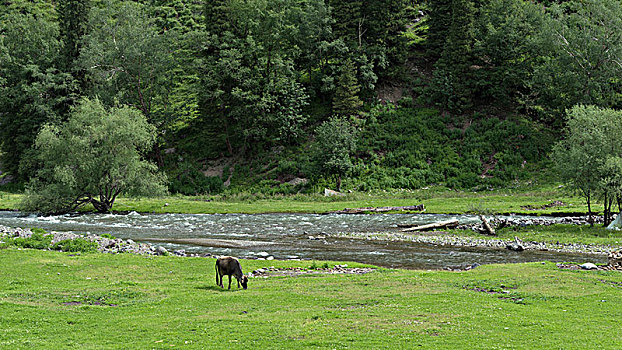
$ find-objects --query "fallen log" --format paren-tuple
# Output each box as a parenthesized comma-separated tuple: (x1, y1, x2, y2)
(330, 205, 424, 214)
(400, 220, 459, 232)
(479, 215, 496, 235)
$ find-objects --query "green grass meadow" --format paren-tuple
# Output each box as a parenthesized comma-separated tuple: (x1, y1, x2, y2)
(1, 249, 621, 349)
(0, 185, 592, 215)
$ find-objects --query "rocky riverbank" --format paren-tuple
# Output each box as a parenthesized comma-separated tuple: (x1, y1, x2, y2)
(333, 230, 618, 257)
(0, 225, 201, 257)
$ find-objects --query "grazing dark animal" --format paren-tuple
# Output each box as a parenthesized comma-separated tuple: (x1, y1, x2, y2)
(215, 256, 248, 290)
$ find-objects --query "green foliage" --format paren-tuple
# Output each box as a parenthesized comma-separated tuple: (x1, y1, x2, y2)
(355, 106, 552, 191)
(100, 233, 116, 239)
(169, 162, 223, 195)
(10, 231, 53, 250)
(552, 105, 622, 221)
(532, 0, 622, 123)
(472, 0, 546, 108)
(0, 13, 77, 180)
(312, 116, 358, 191)
(332, 59, 363, 116)
(58, 0, 90, 77)
(80, 1, 178, 129)
(430, 0, 477, 113)
(21, 98, 167, 214)
(425, 0, 452, 59)
(52, 238, 99, 253)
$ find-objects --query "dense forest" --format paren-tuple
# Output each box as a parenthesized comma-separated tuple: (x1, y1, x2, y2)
(1, 0, 621, 200)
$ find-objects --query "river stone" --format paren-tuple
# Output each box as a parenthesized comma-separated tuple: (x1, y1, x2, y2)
(506, 242, 524, 252)
(580, 263, 598, 270)
(156, 246, 168, 255)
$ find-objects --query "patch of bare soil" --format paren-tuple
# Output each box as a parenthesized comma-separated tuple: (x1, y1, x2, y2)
(464, 285, 523, 303)
(250, 265, 376, 278)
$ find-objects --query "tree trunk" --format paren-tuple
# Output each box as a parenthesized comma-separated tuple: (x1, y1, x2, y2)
(336, 175, 342, 192)
(401, 220, 459, 232)
(587, 195, 594, 227)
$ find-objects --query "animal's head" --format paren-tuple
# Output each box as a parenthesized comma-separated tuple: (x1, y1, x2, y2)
(241, 275, 248, 290)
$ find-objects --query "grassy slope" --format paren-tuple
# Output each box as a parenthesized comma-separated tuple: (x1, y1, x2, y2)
(0, 249, 621, 349)
(0, 185, 591, 215)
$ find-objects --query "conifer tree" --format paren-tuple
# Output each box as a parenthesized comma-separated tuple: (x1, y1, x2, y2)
(333, 59, 363, 116)
(426, 0, 452, 60)
(58, 0, 90, 88)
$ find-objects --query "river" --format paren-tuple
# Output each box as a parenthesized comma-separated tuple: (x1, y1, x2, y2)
(0, 211, 604, 269)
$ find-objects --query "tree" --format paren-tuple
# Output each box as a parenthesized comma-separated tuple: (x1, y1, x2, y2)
(198, 0, 311, 155)
(80, 1, 177, 130)
(21, 98, 167, 214)
(552, 105, 622, 226)
(472, 0, 545, 108)
(430, 0, 478, 113)
(532, 0, 622, 124)
(0, 13, 76, 181)
(425, 0, 452, 60)
(57, 0, 90, 84)
(313, 116, 358, 192)
(333, 59, 363, 116)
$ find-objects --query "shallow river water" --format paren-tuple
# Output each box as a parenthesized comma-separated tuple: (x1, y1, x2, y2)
(0, 211, 604, 269)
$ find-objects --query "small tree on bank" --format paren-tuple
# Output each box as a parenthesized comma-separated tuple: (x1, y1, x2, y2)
(552, 105, 622, 226)
(313, 116, 358, 192)
(21, 98, 167, 214)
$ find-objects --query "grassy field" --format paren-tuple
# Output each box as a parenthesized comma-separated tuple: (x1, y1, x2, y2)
(0, 184, 592, 215)
(0, 249, 620, 349)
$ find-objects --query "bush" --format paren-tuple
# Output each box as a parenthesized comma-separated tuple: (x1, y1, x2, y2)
(169, 161, 223, 195)
(52, 238, 99, 253)
(11, 231, 53, 250)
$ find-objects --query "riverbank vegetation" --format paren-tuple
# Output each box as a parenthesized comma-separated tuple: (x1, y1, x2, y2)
(0, 183, 591, 215)
(0, 249, 620, 348)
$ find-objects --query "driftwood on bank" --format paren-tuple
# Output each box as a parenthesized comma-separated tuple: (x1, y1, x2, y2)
(479, 215, 496, 235)
(400, 219, 459, 232)
(330, 204, 424, 214)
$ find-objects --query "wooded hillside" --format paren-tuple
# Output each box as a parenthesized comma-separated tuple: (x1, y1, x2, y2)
(1, 0, 620, 196)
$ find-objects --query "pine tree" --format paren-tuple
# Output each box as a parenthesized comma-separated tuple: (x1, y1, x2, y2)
(333, 59, 363, 116)
(431, 0, 477, 112)
(426, 0, 452, 60)
(57, 0, 90, 86)
(204, 0, 230, 35)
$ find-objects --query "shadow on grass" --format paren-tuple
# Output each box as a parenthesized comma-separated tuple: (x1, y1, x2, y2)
(196, 285, 245, 292)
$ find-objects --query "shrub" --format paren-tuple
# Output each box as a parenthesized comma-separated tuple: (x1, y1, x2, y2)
(11, 231, 53, 250)
(52, 238, 99, 253)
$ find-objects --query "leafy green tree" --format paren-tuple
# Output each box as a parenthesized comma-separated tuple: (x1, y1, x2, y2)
(198, 0, 311, 155)
(533, 0, 622, 124)
(0, 13, 76, 180)
(80, 1, 177, 130)
(21, 98, 167, 214)
(472, 0, 545, 108)
(552, 105, 622, 225)
(313, 116, 358, 192)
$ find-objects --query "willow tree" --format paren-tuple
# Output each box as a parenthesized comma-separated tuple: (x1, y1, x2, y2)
(21, 98, 167, 214)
